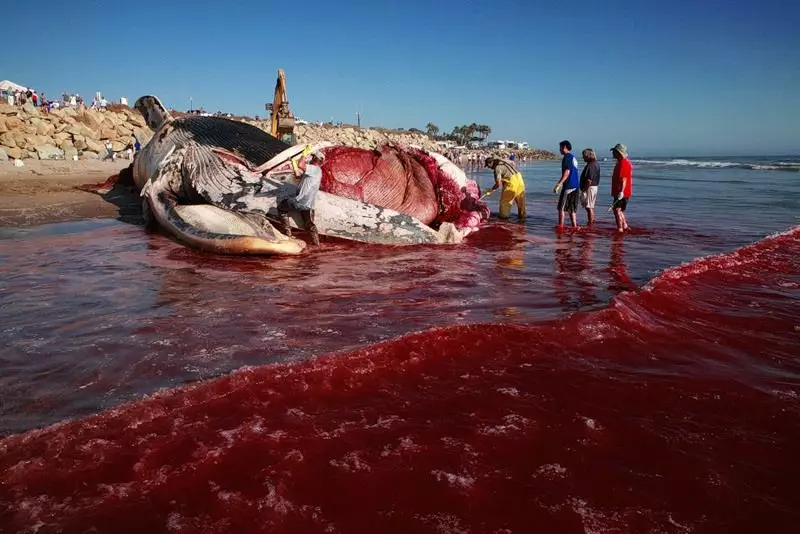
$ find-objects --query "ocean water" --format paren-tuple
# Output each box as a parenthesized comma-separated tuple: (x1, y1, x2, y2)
(0, 155, 798, 532)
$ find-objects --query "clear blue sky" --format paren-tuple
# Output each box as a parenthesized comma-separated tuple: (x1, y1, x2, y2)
(3, 0, 799, 156)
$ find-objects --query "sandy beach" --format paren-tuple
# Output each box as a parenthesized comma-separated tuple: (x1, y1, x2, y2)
(0, 159, 130, 226)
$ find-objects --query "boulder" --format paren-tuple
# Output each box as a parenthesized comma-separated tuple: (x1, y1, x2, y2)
(29, 117, 42, 126)
(53, 132, 70, 145)
(6, 147, 22, 159)
(64, 147, 79, 161)
(5, 117, 23, 130)
(23, 135, 52, 150)
(35, 144, 64, 160)
(0, 117, 6, 133)
(81, 150, 99, 160)
(85, 138, 105, 153)
(111, 140, 127, 152)
(116, 124, 133, 137)
(0, 104, 18, 115)
(23, 124, 38, 135)
(107, 113, 124, 126)
(0, 147, 7, 161)
(36, 121, 55, 137)
(25, 150, 39, 160)
(22, 103, 40, 117)
(11, 131, 27, 146)
(100, 126, 117, 140)
(66, 124, 83, 136)
(78, 109, 103, 132)
(80, 124, 99, 139)
(58, 138, 74, 151)
(0, 131, 17, 148)
(125, 111, 146, 128)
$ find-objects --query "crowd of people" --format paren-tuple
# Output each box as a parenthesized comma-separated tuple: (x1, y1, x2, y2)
(446, 150, 531, 168)
(2, 87, 114, 114)
(5, 88, 44, 108)
(483, 140, 633, 233)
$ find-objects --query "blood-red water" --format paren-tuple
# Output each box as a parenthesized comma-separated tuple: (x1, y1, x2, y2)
(0, 217, 738, 435)
(1, 225, 798, 533)
(1, 160, 799, 532)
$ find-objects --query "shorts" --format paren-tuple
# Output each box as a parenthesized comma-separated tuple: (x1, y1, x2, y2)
(557, 188, 579, 213)
(581, 186, 598, 208)
(613, 197, 629, 212)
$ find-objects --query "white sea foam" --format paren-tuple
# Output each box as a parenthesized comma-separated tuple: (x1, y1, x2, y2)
(431, 469, 476, 489)
(632, 159, 738, 168)
(632, 158, 800, 171)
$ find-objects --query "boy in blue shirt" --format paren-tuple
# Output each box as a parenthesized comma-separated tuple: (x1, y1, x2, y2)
(552, 140, 580, 228)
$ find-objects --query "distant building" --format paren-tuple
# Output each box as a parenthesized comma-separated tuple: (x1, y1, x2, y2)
(487, 140, 529, 151)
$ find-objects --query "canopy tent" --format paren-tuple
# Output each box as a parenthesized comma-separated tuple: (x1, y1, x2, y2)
(0, 80, 28, 93)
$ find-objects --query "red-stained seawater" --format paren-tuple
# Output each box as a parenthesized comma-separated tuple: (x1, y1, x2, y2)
(0, 222, 798, 532)
(0, 159, 799, 532)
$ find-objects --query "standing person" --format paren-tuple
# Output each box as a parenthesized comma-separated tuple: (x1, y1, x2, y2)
(579, 148, 600, 225)
(552, 140, 580, 228)
(610, 143, 633, 232)
(485, 156, 526, 221)
(104, 141, 115, 161)
(277, 149, 325, 246)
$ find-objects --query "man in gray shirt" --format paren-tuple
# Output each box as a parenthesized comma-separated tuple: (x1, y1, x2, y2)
(579, 148, 601, 225)
(277, 150, 325, 246)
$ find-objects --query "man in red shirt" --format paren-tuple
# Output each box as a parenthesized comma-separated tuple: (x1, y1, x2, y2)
(610, 143, 632, 233)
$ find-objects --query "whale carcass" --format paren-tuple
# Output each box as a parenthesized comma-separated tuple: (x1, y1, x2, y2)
(122, 95, 489, 255)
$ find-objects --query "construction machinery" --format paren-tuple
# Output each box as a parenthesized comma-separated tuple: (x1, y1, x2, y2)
(266, 69, 296, 145)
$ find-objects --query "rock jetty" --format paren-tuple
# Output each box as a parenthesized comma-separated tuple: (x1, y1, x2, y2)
(0, 104, 555, 162)
(0, 104, 151, 162)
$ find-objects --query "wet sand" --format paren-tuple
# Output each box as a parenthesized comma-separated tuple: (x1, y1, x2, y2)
(0, 160, 131, 226)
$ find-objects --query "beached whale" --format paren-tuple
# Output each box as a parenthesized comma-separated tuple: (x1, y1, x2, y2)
(117, 95, 489, 255)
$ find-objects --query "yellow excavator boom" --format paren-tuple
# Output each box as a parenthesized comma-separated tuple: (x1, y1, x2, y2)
(267, 69, 296, 144)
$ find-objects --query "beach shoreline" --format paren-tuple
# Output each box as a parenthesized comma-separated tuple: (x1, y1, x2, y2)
(0, 160, 129, 226)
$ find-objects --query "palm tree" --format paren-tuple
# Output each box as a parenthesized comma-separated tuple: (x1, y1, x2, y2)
(450, 125, 463, 144)
(425, 122, 440, 139)
(468, 123, 478, 141)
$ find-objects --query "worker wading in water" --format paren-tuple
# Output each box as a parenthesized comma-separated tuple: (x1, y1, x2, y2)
(485, 156, 526, 220)
(277, 149, 325, 246)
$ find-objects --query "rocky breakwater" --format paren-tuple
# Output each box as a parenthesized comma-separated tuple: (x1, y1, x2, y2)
(0, 104, 152, 162)
(247, 120, 442, 152)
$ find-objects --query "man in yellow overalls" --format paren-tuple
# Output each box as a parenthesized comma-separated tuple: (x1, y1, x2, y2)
(485, 156, 526, 220)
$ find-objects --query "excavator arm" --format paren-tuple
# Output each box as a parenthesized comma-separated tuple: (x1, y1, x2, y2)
(267, 69, 296, 144)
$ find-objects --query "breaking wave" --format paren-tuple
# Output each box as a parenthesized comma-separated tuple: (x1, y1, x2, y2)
(632, 158, 800, 172)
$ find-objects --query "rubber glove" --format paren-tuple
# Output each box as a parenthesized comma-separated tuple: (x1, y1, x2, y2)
(553, 183, 563, 194)
(616, 192, 624, 201)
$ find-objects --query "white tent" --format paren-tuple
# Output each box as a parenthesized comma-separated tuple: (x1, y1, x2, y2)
(0, 80, 28, 93)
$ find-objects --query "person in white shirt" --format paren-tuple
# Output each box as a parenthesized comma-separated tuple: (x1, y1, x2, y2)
(276, 150, 325, 246)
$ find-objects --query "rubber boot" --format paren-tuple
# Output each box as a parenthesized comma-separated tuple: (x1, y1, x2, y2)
(277, 200, 292, 237)
(301, 210, 320, 246)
